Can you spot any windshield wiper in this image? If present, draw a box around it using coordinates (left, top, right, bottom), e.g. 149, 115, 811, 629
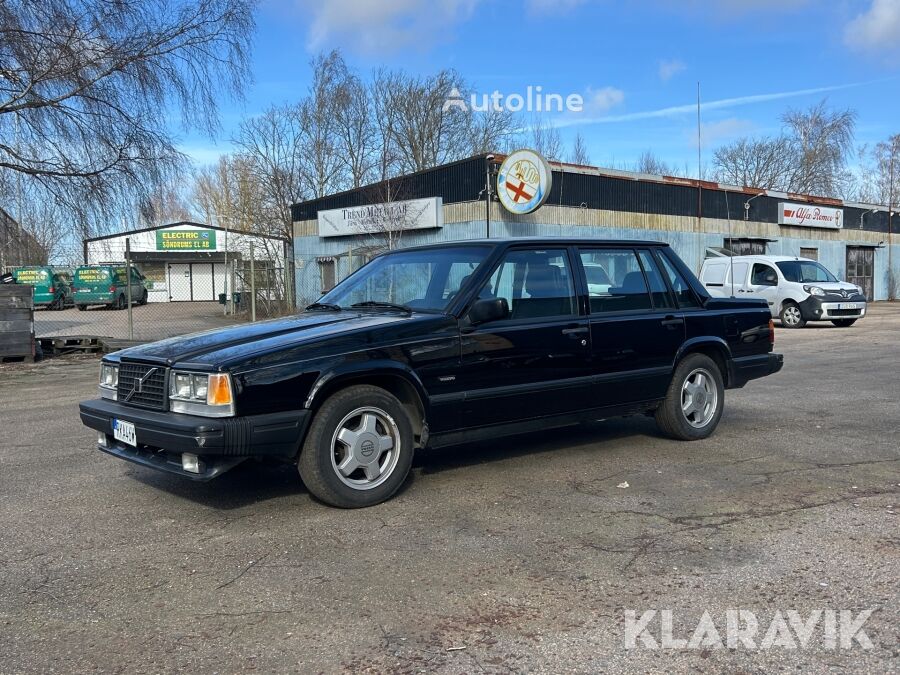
350, 301, 412, 313
305, 302, 342, 311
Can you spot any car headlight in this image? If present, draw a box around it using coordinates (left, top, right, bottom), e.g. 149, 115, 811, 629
169, 371, 234, 417
855, 286, 864, 296
803, 285, 825, 296
99, 363, 118, 400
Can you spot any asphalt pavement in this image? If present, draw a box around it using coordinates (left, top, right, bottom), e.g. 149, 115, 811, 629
1, 305, 898, 673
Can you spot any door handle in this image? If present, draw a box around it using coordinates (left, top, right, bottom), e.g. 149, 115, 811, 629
661, 316, 684, 327
561, 326, 589, 335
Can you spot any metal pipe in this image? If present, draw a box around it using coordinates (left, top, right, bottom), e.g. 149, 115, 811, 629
125, 238, 133, 341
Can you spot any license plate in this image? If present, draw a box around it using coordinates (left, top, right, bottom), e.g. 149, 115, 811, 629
112, 418, 136, 447
838, 303, 859, 310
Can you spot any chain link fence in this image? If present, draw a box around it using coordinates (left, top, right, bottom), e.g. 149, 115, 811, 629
7, 245, 297, 345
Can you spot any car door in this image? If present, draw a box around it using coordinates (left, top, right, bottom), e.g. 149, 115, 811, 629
576, 247, 684, 407
457, 246, 592, 428
745, 262, 779, 313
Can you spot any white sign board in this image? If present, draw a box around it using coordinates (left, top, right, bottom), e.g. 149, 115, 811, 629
778, 202, 843, 229
318, 197, 443, 238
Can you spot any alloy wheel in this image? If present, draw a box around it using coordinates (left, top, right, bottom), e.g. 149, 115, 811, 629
330, 406, 401, 490
681, 367, 718, 428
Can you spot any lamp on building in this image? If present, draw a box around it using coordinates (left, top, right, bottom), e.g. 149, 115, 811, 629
743, 192, 764, 221
859, 208, 878, 230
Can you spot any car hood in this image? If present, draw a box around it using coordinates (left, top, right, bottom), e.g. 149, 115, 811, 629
112, 310, 440, 368
806, 281, 862, 294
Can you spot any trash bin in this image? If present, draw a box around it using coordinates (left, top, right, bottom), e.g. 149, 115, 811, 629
218, 293, 227, 305
233, 292, 242, 307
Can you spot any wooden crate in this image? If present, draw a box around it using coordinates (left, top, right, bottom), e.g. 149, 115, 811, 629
0, 285, 35, 362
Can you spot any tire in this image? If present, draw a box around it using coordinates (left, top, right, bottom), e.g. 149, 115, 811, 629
831, 319, 856, 327
655, 353, 725, 441
298, 385, 415, 508
76, 304, 87, 311
779, 302, 806, 329
139, 289, 148, 306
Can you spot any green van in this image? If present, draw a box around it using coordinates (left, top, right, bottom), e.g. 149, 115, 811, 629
13, 266, 74, 310
74, 265, 148, 310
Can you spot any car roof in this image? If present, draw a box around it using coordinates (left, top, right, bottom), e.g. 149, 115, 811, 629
398, 237, 669, 252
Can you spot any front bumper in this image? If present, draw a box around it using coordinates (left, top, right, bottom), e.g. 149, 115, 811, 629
799, 296, 866, 321
79, 398, 310, 480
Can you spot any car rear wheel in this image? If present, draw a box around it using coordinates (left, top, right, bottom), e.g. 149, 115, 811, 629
76, 304, 87, 311
779, 302, 805, 329
831, 319, 856, 327
655, 353, 724, 441
298, 385, 414, 508
139, 289, 148, 305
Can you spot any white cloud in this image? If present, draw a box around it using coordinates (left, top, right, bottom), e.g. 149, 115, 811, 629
845, 0, 900, 54
556, 81, 871, 128
658, 59, 686, 81
300, 0, 480, 53
694, 117, 755, 147
527, 0, 586, 13
585, 86, 625, 113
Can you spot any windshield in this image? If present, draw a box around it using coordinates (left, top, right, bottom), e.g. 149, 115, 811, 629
317, 246, 491, 312
776, 260, 838, 284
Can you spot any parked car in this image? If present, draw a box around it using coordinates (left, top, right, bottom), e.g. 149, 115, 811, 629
12, 266, 74, 310
74, 265, 148, 310
79, 239, 783, 508
699, 255, 866, 328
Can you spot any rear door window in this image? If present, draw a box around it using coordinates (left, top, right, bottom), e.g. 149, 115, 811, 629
637, 250, 674, 310
578, 249, 651, 313
657, 252, 700, 308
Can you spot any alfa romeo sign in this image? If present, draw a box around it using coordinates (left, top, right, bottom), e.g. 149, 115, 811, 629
497, 149, 552, 215
778, 203, 843, 229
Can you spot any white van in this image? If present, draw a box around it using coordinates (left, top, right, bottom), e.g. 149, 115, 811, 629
699, 255, 866, 328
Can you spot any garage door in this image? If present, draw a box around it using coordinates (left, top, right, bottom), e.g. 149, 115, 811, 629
168, 263, 191, 301
191, 264, 215, 301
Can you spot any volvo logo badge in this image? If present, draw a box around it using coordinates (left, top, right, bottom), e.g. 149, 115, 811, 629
124, 368, 157, 401
360, 439, 375, 458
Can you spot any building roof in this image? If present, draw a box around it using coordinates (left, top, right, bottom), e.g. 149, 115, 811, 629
84, 221, 289, 243
290, 154, 894, 235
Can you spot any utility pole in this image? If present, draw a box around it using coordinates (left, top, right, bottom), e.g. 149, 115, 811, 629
696, 81, 703, 271
125, 238, 134, 340
889, 142, 895, 300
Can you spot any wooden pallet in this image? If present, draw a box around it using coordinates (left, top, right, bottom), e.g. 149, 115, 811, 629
39, 335, 102, 354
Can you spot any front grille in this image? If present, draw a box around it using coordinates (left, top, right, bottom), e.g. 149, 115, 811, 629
829, 308, 861, 317
117, 363, 167, 410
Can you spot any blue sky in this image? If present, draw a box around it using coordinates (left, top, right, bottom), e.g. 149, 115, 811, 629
179, 0, 900, 174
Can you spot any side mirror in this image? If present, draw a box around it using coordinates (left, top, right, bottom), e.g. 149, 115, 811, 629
468, 297, 509, 324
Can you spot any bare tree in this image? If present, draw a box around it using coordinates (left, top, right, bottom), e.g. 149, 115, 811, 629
782, 100, 856, 197
298, 51, 348, 198
233, 104, 306, 240
334, 74, 378, 189
568, 133, 591, 166
0, 0, 255, 233
856, 135, 900, 206
530, 115, 563, 161
713, 137, 796, 189
634, 150, 672, 176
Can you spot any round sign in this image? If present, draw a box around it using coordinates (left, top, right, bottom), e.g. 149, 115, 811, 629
496, 149, 553, 215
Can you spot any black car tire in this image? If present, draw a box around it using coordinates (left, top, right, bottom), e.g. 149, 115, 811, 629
831, 319, 857, 327
139, 289, 148, 305
76, 304, 87, 311
779, 302, 806, 328
655, 353, 724, 441
298, 385, 415, 508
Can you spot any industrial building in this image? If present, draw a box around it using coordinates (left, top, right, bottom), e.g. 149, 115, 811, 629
84, 222, 289, 303
291, 154, 896, 305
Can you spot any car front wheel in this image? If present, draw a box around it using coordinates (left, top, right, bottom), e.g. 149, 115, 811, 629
780, 302, 805, 328
655, 353, 724, 441
298, 385, 415, 508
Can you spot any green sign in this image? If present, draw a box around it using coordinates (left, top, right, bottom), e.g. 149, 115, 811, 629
155, 228, 217, 251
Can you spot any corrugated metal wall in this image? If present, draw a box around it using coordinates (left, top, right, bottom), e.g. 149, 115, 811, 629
292, 160, 893, 234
